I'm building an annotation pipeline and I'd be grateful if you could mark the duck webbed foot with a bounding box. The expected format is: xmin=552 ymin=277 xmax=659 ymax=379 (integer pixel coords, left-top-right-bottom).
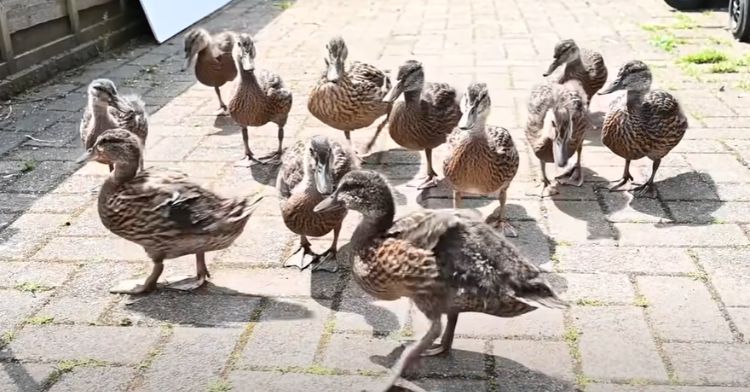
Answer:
xmin=407 ymin=174 xmax=439 ymax=190
xmin=311 ymin=248 xmax=339 ymax=273
xmin=236 ymin=153 xmax=266 ymax=167
xmin=258 ymin=150 xmax=282 ymax=165
xmin=421 ymin=313 xmax=457 ymax=357
xmin=164 ymin=253 xmax=211 ymax=291
xmin=283 ymin=240 xmax=319 ymax=270
xmin=109 ymin=261 xmax=163 ymax=295
xmin=609 ymin=159 xmax=634 ymax=192
xmin=556 ymin=165 xmax=584 ymax=187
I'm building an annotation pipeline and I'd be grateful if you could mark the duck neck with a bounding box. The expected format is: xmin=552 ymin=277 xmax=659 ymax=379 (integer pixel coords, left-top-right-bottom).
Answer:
xmin=90 ymin=100 xmax=110 ymax=119
xmin=403 ymin=88 xmax=422 ymax=104
xmin=625 ymin=89 xmax=647 ymax=111
xmin=239 ymin=69 xmax=260 ymax=90
xmin=351 ymin=195 xmax=396 ymax=250
xmin=99 ymin=160 xmax=138 ymax=205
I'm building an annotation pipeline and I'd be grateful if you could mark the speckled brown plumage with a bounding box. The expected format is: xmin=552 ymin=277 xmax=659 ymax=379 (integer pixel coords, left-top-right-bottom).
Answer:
xmin=599 ymin=60 xmax=688 ymax=195
xmin=80 ymin=129 xmax=261 ymax=294
xmin=184 ymin=28 xmax=238 ymax=110
xmin=388 ymin=82 xmax=461 ymax=151
xmin=314 ymin=170 xmax=565 ymax=384
xmin=545 ymin=39 xmax=608 ymax=102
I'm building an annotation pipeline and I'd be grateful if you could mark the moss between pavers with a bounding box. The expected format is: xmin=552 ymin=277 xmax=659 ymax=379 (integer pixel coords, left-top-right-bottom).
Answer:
xmin=43 ymin=358 xmax=109 ymax=390
xmin=207 ymin=380 xmax=232 ymax=392
xmin=14 ymin=281 xmax=53 ymax=294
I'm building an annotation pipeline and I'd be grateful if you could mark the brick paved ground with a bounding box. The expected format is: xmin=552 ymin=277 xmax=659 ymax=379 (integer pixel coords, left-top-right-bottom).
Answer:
xmin=1 ymin=0 xmax=750 ymax=391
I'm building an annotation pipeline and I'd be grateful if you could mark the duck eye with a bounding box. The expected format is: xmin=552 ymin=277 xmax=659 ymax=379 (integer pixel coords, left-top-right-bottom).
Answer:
xmin=551 ymin=120 xmax=557 ymax=127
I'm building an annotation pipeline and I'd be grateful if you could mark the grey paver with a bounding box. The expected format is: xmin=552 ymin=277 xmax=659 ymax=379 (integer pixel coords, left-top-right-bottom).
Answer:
xmin=0 ymin=363 xmax=54 ymax=392
xmin=0 ymin=326 xmax=160 ymax=364
xmin=140 ymin=327 xmax=242 ymax=392
xmin=573 ymin=306 xmax=668 ymax=381
xmin=411 ymin=307 xmax=564 ymax=340
xmin=638 ymin=276 xmax=733 ymax=342
xmin=615 ymin=223 xmax=749 ymax=246
xmin=321 ymin=334 xmax=406 ymax=374
xmin=0 ymin=290 xmax=50 ymax=332
xmin=492 ymin=340 xmax=574 ymax=381
xmin=241 ymin=298 xmax=330 ymax=368
xmin=544 ymin=200 xmax=614 ymax=244
xmin=589 ymin=385 xmax=750 ymax=392
xmin=693 ymin=248 xmax=750 ymax=307
xmin=664 ymin=343 xmax=750 ymax=385
xmin=229 ymin=371 xmax=385 ymax=392
xmin=560 ymin=273 xmax=635 ymax=304
xmin=555 ymin=246 xmax=695 ymax=274
xmin=336 ymin=281 xmax=410 ymax=334
xmin=726 ymin=307 xmax=750 ymax=342
xmin=49 ymin=367 xmax=133 ymax=392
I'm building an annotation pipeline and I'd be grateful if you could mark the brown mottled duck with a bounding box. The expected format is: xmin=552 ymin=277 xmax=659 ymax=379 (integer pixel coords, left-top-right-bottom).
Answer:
xmin=526 ymin=80 xmax=592 ymax=195
xmin=229 ymin=33 xmax=292 ymax=165
xmin=314 ymin=170 xmax=566 ymax=390
xmin=443 ymin=82 xmax=519 ymax=237
xmin=80 ymin=78 xmax=148 ymax=172
xmin=383 ymin=60 xmax=461 ymax=189
xmin=543 ymin=39 xmax=608 ymax=103
xmin=308 ymin=36 xmax=392 ymax=155
xmin=598 ymin=60 xmax=688 ymax=196
xmin=76 ymin=128 xmax=263 ymax=295
xmin=183 ymin=28 xmax=238 ymax=114
xmin=277 ymin=135 xmax=357 ymax=272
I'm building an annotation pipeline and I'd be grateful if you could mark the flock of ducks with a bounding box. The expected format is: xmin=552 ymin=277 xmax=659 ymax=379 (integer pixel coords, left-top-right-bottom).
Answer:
xmin=73 ymin=27 xmax=690 ymax=389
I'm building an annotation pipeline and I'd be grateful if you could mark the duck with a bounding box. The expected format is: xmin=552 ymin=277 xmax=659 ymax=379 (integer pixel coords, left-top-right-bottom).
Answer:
xmin=543 ymin=39 xmax=608 ymax=104
xmin=526 ymin=80 xmax=592 ymax=195
xmin=75 ymin=128 xmax=263 ymax=295
xmin=228 ymin=33 xmax=292 ymax=165
xmin=183 ymin=28 xmax=238 ymax=114
xmin=80 ymin=78 xmax=148 ymax=172
xmin=598 ymin=60 xmax=688 ymax=196
xmin=308 ymin=36 xmax=392 ymax=155
xmin=314 ymin=170 xmax=566 ymax=390
xmin=443 ymin=82 xmax=519 ymax=237
xmin=276 ymin=135 xmax=357 ymax=272
xmin=383 ymin=60 xmax=462 ymax=189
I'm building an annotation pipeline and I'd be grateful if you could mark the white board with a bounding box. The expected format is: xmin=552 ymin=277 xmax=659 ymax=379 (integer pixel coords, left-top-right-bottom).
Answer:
xmin=137 ymin=0 xmax=232 ymax=43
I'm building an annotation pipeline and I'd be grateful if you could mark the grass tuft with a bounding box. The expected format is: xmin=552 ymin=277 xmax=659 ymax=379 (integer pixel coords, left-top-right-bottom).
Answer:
xmin=275 ymin=0 xmax=293 ymax=10
xmin=15 ymin=282 xmax=53 ymax=294
xmin=686 ymin=271 xmax=709 ymax=282
xmin=26 ymin=315 xmax=54 ymax=325
xmin=709 ymin=62 xmax=739 ymax=74
xmin=679 ymin=49 xmax=728 ymax=64
xmin=21 ymin=160 xmax=37 ymax=173
xmin=634 ymin=294 xmax=650 ymax=308
xmin=650 ymin=34 xmax=680 ymax=52
xmin=207 ymin=380 xmax=232 ymax=392
xmin=575 ymin=298 xmax=604 ymax=307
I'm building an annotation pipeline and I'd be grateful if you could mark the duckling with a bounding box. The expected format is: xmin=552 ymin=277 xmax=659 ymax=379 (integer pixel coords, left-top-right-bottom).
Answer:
xmin=229 ymin=33 xmax=292 ymax=165
xmin=598 ymin=60 xmax=688 ymax=196
xmin=443 ymin=82 xmax=519 ymax=237
xmin=76 ymin=128 xmax=263 ymax=295
xmin=183 ymin=28 xmax=238 ymax=114
xmin=80 ymin=78 xmax=148 ymax=172
xmin=308 ymin=36 xmax=392 ymax=155
xmin=314 ymin=170 xmax=566 ymax=389
xmin=543 ymin=39 xmax=608 ymax=103
xmin=526 ymin=80 xmax=592 ymax=195
xmin=277 ymin=135 xmax=357 ymax=272
xmin=383 ymin=60 xmax=461 ymax=189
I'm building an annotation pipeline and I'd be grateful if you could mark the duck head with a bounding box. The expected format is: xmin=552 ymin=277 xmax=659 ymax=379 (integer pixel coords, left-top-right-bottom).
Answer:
xmin=382 ymin=60 xmax=424 ymax=103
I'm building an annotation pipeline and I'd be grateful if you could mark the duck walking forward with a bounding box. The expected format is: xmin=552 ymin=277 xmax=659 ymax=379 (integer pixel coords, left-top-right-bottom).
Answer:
xmin=383 ymin=60 xmax=461 ymax=189
xmin=229 ymin=33 xmax=292 ymax=165
xmin=277 ymin=135 xmax=357 ymax=272
xmin=76 ymin=129 xmax=263 ymax=295
xmin=443 ymin=82 xmax=519 ymax=237
xmin=314 ymin=170 xmax=566 ymax=390
xmin=308 ymin=36 xmax=392 ymax=155
xmin=80 ymin=79 xmax=148 ymax=172
xmin=598 ymin=60 xmax=688 ymax=196
xmin=183 ymin=28 xmax=238 ymax=114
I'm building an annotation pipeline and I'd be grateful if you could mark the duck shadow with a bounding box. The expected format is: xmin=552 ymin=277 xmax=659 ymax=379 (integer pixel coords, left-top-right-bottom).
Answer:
xmin=0 ymin=350 xmax=46 ymax=392
xmin=414 ymin=180 xmax=495 ymax=210
xmin=248 ymin=157 xmax=283 ymax=187
xmin=374 ymin=345 xmax=578 ymax=392
xmin=211 ymin=115 xmax=239 ymax=136
xmin=362 ymin=148 xmax=422 ymax=187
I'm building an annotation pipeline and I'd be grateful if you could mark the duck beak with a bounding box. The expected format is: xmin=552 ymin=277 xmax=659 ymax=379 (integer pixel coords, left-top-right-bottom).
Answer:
xmin=240 ymin=52 xmax=254 ymax=72
xmin=457 ymin=107 xmax=474 ymax=130
xmin=314 ymin=192 xmax=344 ymax=213
xmin=543 ymin=58 xmax=561 ymax=77
xmin=76 ymin=148 xmax=95 ymax=164
xmin=182 ymin=56 xmax=193 ymax=72
xmin=246 ymin=193 xmax=265 ymax=213
xmin=382 ymin=80 xmax=403 ymax=103
xmin=598 ymin=79 xmax=622 ymax=95
xmin=314 ymin=158 xmax=334 ymax=195
xmin=326 ymin=62 xmax=340 ymax=83
xmin=552 ymin=138 xmax=569 ymax=168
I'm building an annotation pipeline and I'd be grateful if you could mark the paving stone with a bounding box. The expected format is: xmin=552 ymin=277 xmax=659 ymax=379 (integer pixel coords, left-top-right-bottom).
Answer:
xmin=726 ymin=307 xmax=750 ymax=342
xmin=664 ymin=343 xmax=750 ymax=385
xmin=692 ymin=248 xmax=750 ymax=307
xmin=0 ymin=326 xmax=160 ymax=364
xmin=544 ymin=200 xmax=615 ymax=244
xmin=27 ymin=192 xmax=93 ymax=214
xmin=688 ymin=154 xmax=749 ymax=183
xmin=140 ymin=327 xmax=242 ymax=392
xmin=414 ymin=338 xmax=487 ymax=377
xmin=217 ymin=217 xmax=296 ymax=266
xmin=507 ymin=220 xmax=552 ymax=267
xmin=0 ymin=290 xmax=49 ymax=332
xmin=638 ymin=276 xmax=733 ymax=342
xmin=0 ymin=213 xmax=71 ymax=259
xmin=715 ymin=183 xmax=750 ymax=201
xmin=208 ymin=268 xmax=312 ymax=297
xmin=560 ymin=273 xmax=635 ymax=304
xmin=49 ymin=367 xmax=133 ymax=392
xmin=321 ymin=334 xmax=401 ymax=373
xmin=0 ymin=192 xmax=36 ymax=213
xmin=241 ymin=299 xmax=331 ymax=368
xmin=493 ymin=340 xmax=574 ymax=382
xmin=336 ymin=281 xmax=410 ymax=334
xmin=0 ymin=261 xmax=73 ymax=287
xmin=411 ymin=308 xmax=564 ymax=340
xmin=668 ymin=201 xmax=750 ymax=224
xmin=229 ymin=371 xmax=385 ymax=392
xmin=588 ymin=385 xmax=750 ymax=392
xmin=614 ymin=223 xmax=749 ymax=246
xmin=555 ymin=246 xmax=695 ymax=274
xmin=600 ymin=191 xmax=670 ymax=223
xmin=573 ymin=306 xmax=668 ymax=381
xmin=0 ymin=363 xmax=54 ymax=392
xmin=413 ymin=379 xmax=488 ymax=392
xmin=656 ymin=171 xmax=720 ymax=201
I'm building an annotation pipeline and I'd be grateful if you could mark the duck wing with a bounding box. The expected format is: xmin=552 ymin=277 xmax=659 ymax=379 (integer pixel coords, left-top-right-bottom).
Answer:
xmin=276 ymin=140 xmax=306 ymax=199
xmin=348 ymin=61 xmax=391 ymax=97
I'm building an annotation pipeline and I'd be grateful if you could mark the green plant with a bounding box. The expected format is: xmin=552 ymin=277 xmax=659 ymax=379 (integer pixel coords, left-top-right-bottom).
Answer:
xmin=21 ymin=160 xmax=37 ymax=173
xmin=207 ymin=380 xmax=232 ymax=392
xmin=679 ymin=49 xmax=728 ymax=64
xmin=634 ymin=295 xmax=650 ymax=308
xmin=687 ymin=271 xmax=709 ymax=282
xmin=26 ymin=315 xmax=54 ymax=325
xmin=650 ymin=34 xmax=680 ymax=52
xmin=737 ymin=80 xmax=750 ymax=91
xmin=709 ymin=62 xmax=739 ymax=73
xmin=575 ymin=298 xmax=604 ymax=307
xmin=15 ymin=282 xmax=53 ymax=294
xmin=673 ymin=13 xmax=696 ymax=29
xmin=640 ymin=23 xmax=666 ymax=32
xmin=275 ymin=0 xmax=293 ymax=10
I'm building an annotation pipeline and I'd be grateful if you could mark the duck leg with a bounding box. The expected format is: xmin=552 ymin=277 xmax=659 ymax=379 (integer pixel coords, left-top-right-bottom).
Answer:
xmin=557 ymin=146 xmax=584 ymax=187
xmin=214 ymin=87 xmax=228 ymax=115
xmin=164 ymin=252 xmax=211 ymax=291
xmin=527 ymin=160 xmax=558 ymax=197
xmin=632 ymin=158 xmax=660 ymax=197
xmin=238 ymin=126 xmax=266 ymax=166
xmin=312 ymin=223 xmax=340 ymax=273
xmin=109 ymin=258 xmax=164 ymax=295
xmin=382 ymin=316 xmax=442 ymax=392
xmin=453 ymin=191 xmax=462 ymax=209
xmin=283 ymin=235 xmax=319 ymax=270
xmin=488 ymin=189 xmax=517 ymax=237
xmin=408 ymin=149 xmax=439 ymax=189
xmin=422 ymin=313 xmax=458 ymax=356
xmin=344 ymin=131 xmax=366 ymax=164
xmin=364 ymin=106 xmax=391 ymax=154
xmin=259 ymin=125 xmax=284 ymax=165
xmin=609 ymin=159 xmax=634 ymax=192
